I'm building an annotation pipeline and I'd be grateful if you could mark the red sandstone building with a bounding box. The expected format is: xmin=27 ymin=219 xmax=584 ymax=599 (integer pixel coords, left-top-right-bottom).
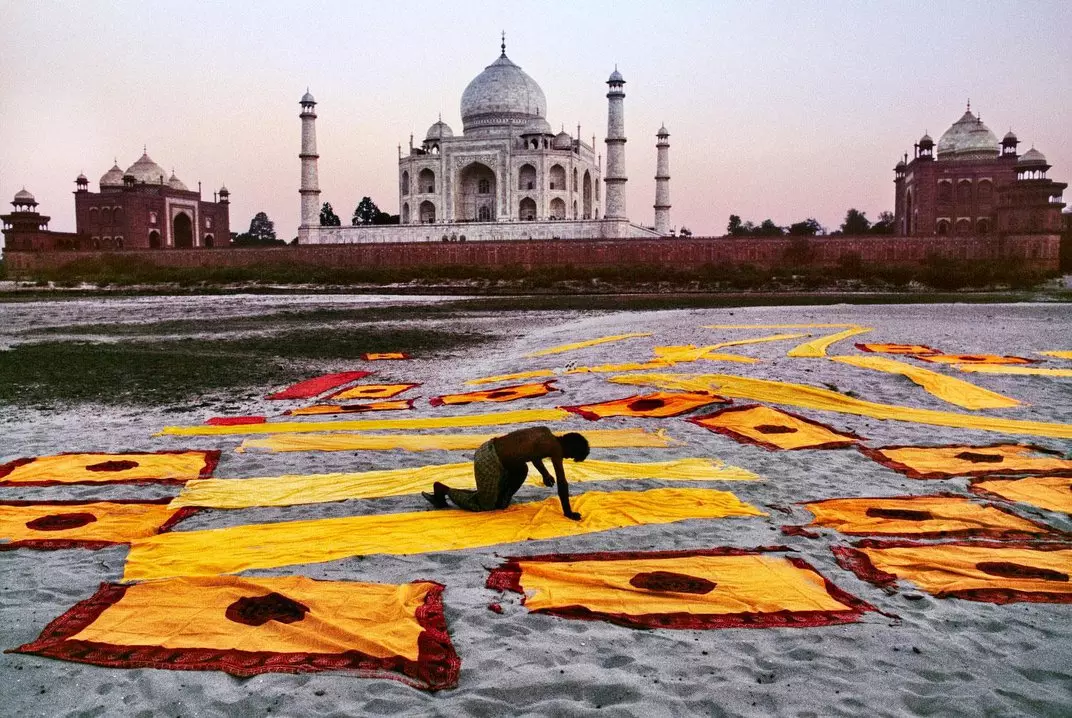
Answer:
xmin=894 ymin=105 xmax=1066 ymax=237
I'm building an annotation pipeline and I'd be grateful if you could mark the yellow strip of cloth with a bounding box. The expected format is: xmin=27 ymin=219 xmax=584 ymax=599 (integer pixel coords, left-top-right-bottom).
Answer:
xmin=863 ymin=444 xmax=1072 ymax=479
xmin=972 ymin=476 xmax=1072 ymax=514
xmin=700 ymin=324 xmax=872 ymax=358
xmin=237 ymin=428 xmax=680 ymax=453
xmin=466 ymin=370 xmax=556 ymax=386
xmin=124 ymin=488 xmax=764 ymax=581
xmin=829 ymin=355 xmax=1021 ymax=410
xmin=689 ymin=405 xmax=860 ymax=450
xmin=802 ymin=496 xmax=1053 ymax=537
xmin=158 ymin=408 xmax=571 ymax=437
xmin=288 ymin=400 xmax=413 ymax=416
xmin=565 ymin=333 xmax=809 ymax=374
xmin=1039 ymin=350 xmax=1072 ymax=360
xmin=856 ymin=343 xmax=941 ymax=355
xmin=914 ymin=354 xmax=1035 ymax=366
xmin=171 ymin=458 xmax=759 ymax=509
xmin=328 ymin=383 xmax=418 ymax=400
xmin=609 ymin=373 xmax=1072 ymax=440
xmin=955 ymin=365 xmax=1072 ymax=378
xmin=525 ymin=333 xmax=653 ymax=358
xmin=1 ymin=502 xmax=183 ymax=545
xmin=0 ymin=452 xmax=215 ymax=485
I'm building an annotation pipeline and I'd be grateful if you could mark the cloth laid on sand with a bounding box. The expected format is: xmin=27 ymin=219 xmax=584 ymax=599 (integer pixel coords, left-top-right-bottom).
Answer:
xmin=327 ymin=383 xmax=420 ymax=401
xmin=429 ymin=381 xmax=559 ymax=407
xmin=485 ymin=547 xmax=879 ymax=629
xmin=0 ymin=450 xmax=220 ymax=487
xmin=829 ymin=354 xmax=1021 ymax=410
xmin=953 ymin=364 xmax=1072 ymax=378
xmin=237 ymin=428 xmax=679 ymax=454
xmin=688 ymin=404 xmax=863 ymax=451
xmin=266 ymin=371 xmax=372 ymax=400
xmin=796 ymin=495 xmax=1057 ymax=539
xmin=123 ymin=488 xmax=764 ymax=582
xmin=913 ymin=353 xmax=1038 ymax=366
xmin=205 ymin=416 xmax=267 ymax=426
xmin=858 ymin=443 xmax=1072 ymax=480
xmin=970 ymin=476 xmax=1072 ymax=514
xmin=8 ymin=576 xmax=458 ymax=690
xmin=525 ymin=333 xmax=652 ymax=358
xmin=561 ymin=391 xmax=728 ymax=420
xmin=157 ymin=407 xmax=572 ymax=437
xmin=0 ymin=499 xmax=195 ymax=550
xmin=362 ymin=352 xmax=410 ymax=360
xmin=787 ymin=327 xmax=873 ymax=358
xmin=465 ymin=369 xmax=556 ymax=386
xmin=170 ymin=458 xmax=759 ymax=509
xmin=1039 ymin=350 xmax=1072 ymax=360
xmin=609 ymin=373 xmax=1072 ymax=440
xmin=834 ymin=539 xmax=1072 ymax=604
xmin=286 ymin=400 xmax=415 ymax=416
xmin=565 ymin=334 xmax=809 ymax=374
xmin=855 ymin=343 xmax=942 ymax=356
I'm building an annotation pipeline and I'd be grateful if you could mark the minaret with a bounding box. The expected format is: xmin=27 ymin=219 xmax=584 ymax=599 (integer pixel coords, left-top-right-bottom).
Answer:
xmin=298 ymin=89 xmax=321 ymax=243
xmin=653 ymin=125 xmax=671 ymax=235
xmin=603 ymin=68 xmax=627 ymax=220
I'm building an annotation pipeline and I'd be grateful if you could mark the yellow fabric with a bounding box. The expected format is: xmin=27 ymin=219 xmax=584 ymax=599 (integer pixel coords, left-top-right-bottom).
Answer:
xmin=432 ymin=381 xmax=556 ymax=406
xmin=157 ymin=408 xmax=572 ymax=437
xmin=565 ymin=334 xmax=809 ymax=374
xmin=1 ymin=502 xmax=182 ymax=544
xmin=609 ymin=373 xmax=1072 ymax=440
xmin=868 ymin=444 xmax=1072 ymax=479
xmin=364 ymin=352 xmax=408 ymax=360
xmin=0 ymin=452 xmax=214 ymax=485
xmin=651 ymin=345 xmax=758 ymax=364
xmin=787 ymin=327 xmax=873 ymax=358
xmin=171 ymin=458 xmax=759 ymax=510
xmin=955 ymin=365 xmax=1072 ymax=378
xmin=329 ymin=383 xmax=418 ymax=400
xmin=691 ymin=405 xmax=859 ymax=450
xmin=856 ymin=343 xmax=941 ymax=355
xmin=237 ymin=428 xmax=681 ymax=454
xmin=830 ymin=354 xmax=1021 ymax=410
xmin=972 ymin=476 xmax=1072 ymax=514
xmin=565 ymin=391 xmax=725 ymax=419
xmin=466 ymin=370 xmax=556 ymax=386
xmin=566 ymin=360 xmax=674 ymax=374
xmin=703 ymin=323 xmax=859 ymax=329
xmin=124 ymin=488 xmax=765 ymax=582
xmin=857 ymin=544 xmax=1072 ymax=598
xmin=70 ymin=576 xmax=431 ymax=660
xmin=1039 ymin=350 xmax=1072 ymax=360
xmin=803 ymin=496 xmax=1050 ymax=536
xmin=516 ymin=554 xmax=855 ymax=616
xmin=287 ymin=400 xmax=413 ymax=416
xmin=915 ymin=354 xmax=1035 ymax=366
xmin=525 ymin=333 xmax=652 ymax=358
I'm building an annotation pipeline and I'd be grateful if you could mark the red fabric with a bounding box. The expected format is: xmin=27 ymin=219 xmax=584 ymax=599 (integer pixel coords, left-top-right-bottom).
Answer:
xmin=687 ymin=404 xmax=865 ymax=451
xmin=266 ymin=372 xmax=372 ymax=400
xmin=0 ymin=500 xmax=199 ymax=552
xmin=856 ymin=443 xmax=1071 ymax=480
xmin=205 ymin=416 xmax=267 ymax=426
xmin=0 ymin=450 xmax=221 ymax=487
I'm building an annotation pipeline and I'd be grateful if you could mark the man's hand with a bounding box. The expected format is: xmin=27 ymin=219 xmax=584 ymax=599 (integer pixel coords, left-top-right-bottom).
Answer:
xmin=564 ymin=510 xmax=582 ymax=521
xmin=543 ymin=476 xmax=555 ymax=487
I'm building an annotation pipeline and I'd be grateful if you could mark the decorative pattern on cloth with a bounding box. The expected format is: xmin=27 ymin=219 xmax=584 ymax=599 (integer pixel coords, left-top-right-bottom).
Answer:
xmin=123 ymin=488 xmax=765 ymax=582
xmin=833 ymin=539 xmax=1072 ymax=604
xmin=485 ymin=547 xmax=879 ymax=629
xmin=362 ymin=352 xmax=410 ymax=360
xmin=429 ymin=381 xmax=559 ymax=407
xmin=465 ymin=369 xmax=556 ymax=386
xmin=970 ymin=476 xmax=1072 ymax=514
xmin=0 ymin=450 xmax=221 ymax=487
xmin=285 ymin=400 xmax=415 ymax=416
xmin=8 ymin=576 xmax=459 ymax=690
xmin=913 ymin=353 xmax=1038 ymax=366
xmin=0 ymin=499 xmax=196 ymax=550
xmin=855 ymin=343 xmax=942 ymax=356
xmin=687 ymin=404 xmax=863 ymax=451
xmin=205 ymin=416 xmax=267 ymax=426
xmin=1039 ymin=350 xmax=1072 ymax=360
xmin=954 ymin=365 xmax=1072 ymax=378
xmin=858 ymin=443 xmax=1072 ymax=480
xmin=266 ymin=371 xmax=372 ymax=400
xmin=525 ymin=333 xmax=652 ymax=358
xmin=608 ymin=373 xmax=1072 ymax=440
xmin=829 ymin=354 xmax=1021 ymax=410
xmin=170 ymin=458 xmax=759 ymax=510
xmin=327 ymin=383 xmax=420 ymax=401
xmin=561 ymin=391 xmax=729 ymax=420
xmin=237 ymin=428 xmax=680 ymax=454
xmin=157 ymin=407 xmax=572 ymax=437
xmin=797 ymin=495 xmax=1059 ymax=539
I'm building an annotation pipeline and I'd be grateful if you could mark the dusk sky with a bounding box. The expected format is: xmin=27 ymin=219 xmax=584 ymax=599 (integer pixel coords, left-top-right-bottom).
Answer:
xmin=2 ymin=1 xmax=1070 ymax=243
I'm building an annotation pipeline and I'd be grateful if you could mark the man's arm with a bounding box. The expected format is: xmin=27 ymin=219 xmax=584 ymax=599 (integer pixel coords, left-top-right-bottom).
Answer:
xmin=531 ymin=458 xmax=555 ymax=487
xmin=550 ymin=455 xmax=581 ymax=520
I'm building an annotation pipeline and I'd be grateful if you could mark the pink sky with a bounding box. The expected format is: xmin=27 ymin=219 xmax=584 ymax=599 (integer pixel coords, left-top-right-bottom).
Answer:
xmin=2 ymin=1 xmax=1070 ymax=244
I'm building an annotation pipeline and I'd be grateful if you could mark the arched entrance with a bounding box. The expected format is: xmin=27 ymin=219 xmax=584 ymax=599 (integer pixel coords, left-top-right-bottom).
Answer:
xmin=204 ymin=234 xmax=214 ymax=248
xmin=582 ymin=171 xmax=592 ymax=218
xmin=455 ymin=162 xmax=496 ymax=222
xmin=549 ymin=197 xmax=566 ymax=219
xmin=518 ymin=164 xmax=536 ymax=191
xmin=148 ymin=230 xmax=161 ymax=249
xmin=401 ymin=203 xmax=410 ymax=224
xmin=519 ymin=197 xmax=537 ymax=221
xmin=904 ymin=190 xmax=912 ymax=235
xmin=173 ymin=213 xmax=193 ymax=248
xmin=419 ymin=201 xmax=436 ymax=223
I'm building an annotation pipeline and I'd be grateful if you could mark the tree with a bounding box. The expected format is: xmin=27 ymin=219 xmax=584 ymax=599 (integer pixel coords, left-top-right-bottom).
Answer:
xmin=756 ymin=219 xmax=784 ymax=237
xmin=840 ymin=208 xmax=871 ymax=235
xmin=787 ymin=218 xmax=823 ymax=236
xmin=352 ymin=197 xmax=381 ymax=225
xmin=727 ymin=214 xmax=744 ymax=236
xmin=320 ymin=202 xmax=341 ymax=226
xmin=870 ymin=211 xmax=895 ymax=234
xmin=248 ymin=212 xmax=276 ymax=242
xmin=679 ymin=226 xmax=693 ymax=237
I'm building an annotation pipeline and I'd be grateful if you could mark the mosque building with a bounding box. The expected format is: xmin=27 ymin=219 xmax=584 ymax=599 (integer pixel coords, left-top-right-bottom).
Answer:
xmin=299 ymin=40 xmax=669 ymax=244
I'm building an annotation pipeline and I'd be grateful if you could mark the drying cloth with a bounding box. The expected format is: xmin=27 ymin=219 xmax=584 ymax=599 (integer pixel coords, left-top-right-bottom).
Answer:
xmin=608 ymin=373 xmax=1072 ymax=440
xmin=123 ymin=488 xmax=764 ymax=582
xmin=157 ymin=407 xmax=572 ymax=437
xmin=787 ymin=327 xmax=873 ymax=358
xmin=237 ymin=428 xmax=679 ymax=454
xmin=834 ymin=539 xmax=1072 ymax=604
xmin=566 ymin=360 xmax=675 ymax=374
xmin=652 ymin=345 xmax=758 ymax=365
xmin=170 ymin=458 xmax=758 ymax=510
xmin=0 ymin=450 xmax=220 ymax=487
xmin=561 ymin=391 xmax=728 ymax=420
xmin=486 ymin=547 xmax=878 ymax=629
xmin=970 ymin=476 xmax=1072 ymax=514
xmin=525 ymin=333 xmax=653 ymax=358
xmin=954 ymin=365 xmax=1072 ymax=378
xmin=362 ymin=352 xmax=410 ymax=360
xmin=266 ymin=371 xmax=372 ymax=400
xmin=829 ymin=354 xmax=1021 ymax=410
xmin=688 ymin=404 xmax=862 ymax=451
xmin=0 ymin=500 xmax=194 ymax=550
xmin=9 ymin=576 xmax=458 ymax=690
xmin=1039 ymin=350 xmax=1072 ymax=360
xmin=798 ymin=495 xmax=1056 ymax=539
xmin=328 ymin=383 xmax=420 ymax=401
xmin=430 ymin=381 xmax=559 ymax=407
xmin=913 ymin=353 xmax=1037 ymax=366
xmin=855 ymin=343 xmax=942 ymax=355
xmin=466 ymin=369 xmax=557 ymax=386
xmin=859 ymin=443 xmax=1072 ymax=479
xmin=205 ymin=416 xmax=267 ymax=426
xmin=286 ymin=400 xmax=415 ymax=416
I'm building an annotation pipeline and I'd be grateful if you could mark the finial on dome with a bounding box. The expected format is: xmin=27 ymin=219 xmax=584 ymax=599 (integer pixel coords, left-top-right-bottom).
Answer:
xmin=438 ymin=112 xmax=442 ymax=122
xmin=501 ymin=31 xmax=506 ymax=56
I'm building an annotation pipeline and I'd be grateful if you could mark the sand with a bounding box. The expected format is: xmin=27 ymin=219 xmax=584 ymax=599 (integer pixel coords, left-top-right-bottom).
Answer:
xmin=1 ymin=296 xmax=1070 ymax=717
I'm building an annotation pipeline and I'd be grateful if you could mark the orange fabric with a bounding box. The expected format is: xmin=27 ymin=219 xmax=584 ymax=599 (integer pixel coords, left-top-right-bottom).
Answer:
xmin=971 ymin=476 xmax=1072 ymax=514
xmin=525 ymin=333 xmax=652 ymax=358
xmin=328 ymin=383 xmax=419 ymax=400
xmin=856 ymin=343 xmax=941 ymax=355
xmin=914 ymin=354 xmax=1036 ymax=366
xmin=466 ymin=369 xmax=556 ymax=386
xmin=430 ymin=381 xmax=557 ymax=406
xmin=802 ymin=495 xmax=1053 ymax=538
xmin=860 ymin=443 xmax=1072 ymax=479
xmin=286 ymin=400 xmax=414 ymax=416
xmin=0 ymin=451 xmax=218 ymax=486
xmin=362 ymin=352 xmax=409 ymax=360
xmin=562 ymin=391 xmax=727 ymax=420
xmin=688 ymin=404 xmax=861 ymax=450
xmin=0 ymin=501 xmax=186 ymax=547
xmin=266 ymin=371 xmax=372 ymax=400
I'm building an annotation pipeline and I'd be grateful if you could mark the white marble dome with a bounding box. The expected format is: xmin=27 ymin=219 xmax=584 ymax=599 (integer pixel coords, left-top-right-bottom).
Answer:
xmin=553 ymin=130 xmax=573 ymax=149
xmin=460 ymin=53 xmax=546 ymax=133
xmin=1019 ymin=148 xmax=1047 ymax=165
xmin=425 ymin=120 xmax=454 ymax=140
xmin=167 ymin=171 xmax=188 ymax=191
xmin=13 ymin=187 xmax=35 ymax=204
xmin=124 ymin=152 xmax=167 ymax=184
xmin=937 ymin=110 xmax=999 ymax=159
xmin=521 ymin=117 xmax=552 ymax=135
xmin=100 ymin=162 xmax=125 ymax=188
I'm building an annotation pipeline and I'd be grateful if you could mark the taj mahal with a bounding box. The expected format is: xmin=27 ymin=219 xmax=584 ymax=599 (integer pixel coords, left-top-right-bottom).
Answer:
xmin=297 ymin=38 xmax=670 ymax=244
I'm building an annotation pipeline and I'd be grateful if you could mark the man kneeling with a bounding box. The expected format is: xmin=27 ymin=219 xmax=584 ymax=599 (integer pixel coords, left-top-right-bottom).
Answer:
xmin=423 ymin=427 xmax=589 ymax=520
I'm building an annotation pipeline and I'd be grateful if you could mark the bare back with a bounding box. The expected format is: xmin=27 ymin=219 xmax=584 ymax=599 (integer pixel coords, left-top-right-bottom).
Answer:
xmin=492 ymin=426 xmax=562 ymax=466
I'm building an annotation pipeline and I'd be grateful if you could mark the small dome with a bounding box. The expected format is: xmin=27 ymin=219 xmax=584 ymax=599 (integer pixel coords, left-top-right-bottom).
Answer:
xmin=124 ymin=152 xmax=167 ymax=185
xmin=13 ymin=187 xmax=36 ymax=204
xmin=167 ymin=171 xmax=188 ymax=191
xmin=552 ymin=131 xmax=572 ymax=149
xmin=425 ymin=120 xmax=454 ymax=140
xmin=657 ymin=124 xmax=669 ymax=137
xmin=461 ymin=53 xmax=547 ymax=133
xmin=895 ymin=160 xmax=906 ymax=169
xmin=936 ymin=109 xmax=999 ymax=159
xmin=919 ymin=133 xmax=933 ymax=145
xmin=219 ymin=184 xmax=229 ymax=194
xmin=1003 ymin=130 xmax=1018 ymax=142
xmin=76 ymin=173 xmax=88 ymax=182
xmin=1019 ymin=148 xmax=1047 ymax=165
xmin=608 ymin=68 xmax=624 ymax=83
xmin=521 ymin=116 xmax=552 ymax=136
xmin=301 ymin=90 xmax=316 ymax=104
xmin=100 ymin=162 xmax=125 ymax=188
